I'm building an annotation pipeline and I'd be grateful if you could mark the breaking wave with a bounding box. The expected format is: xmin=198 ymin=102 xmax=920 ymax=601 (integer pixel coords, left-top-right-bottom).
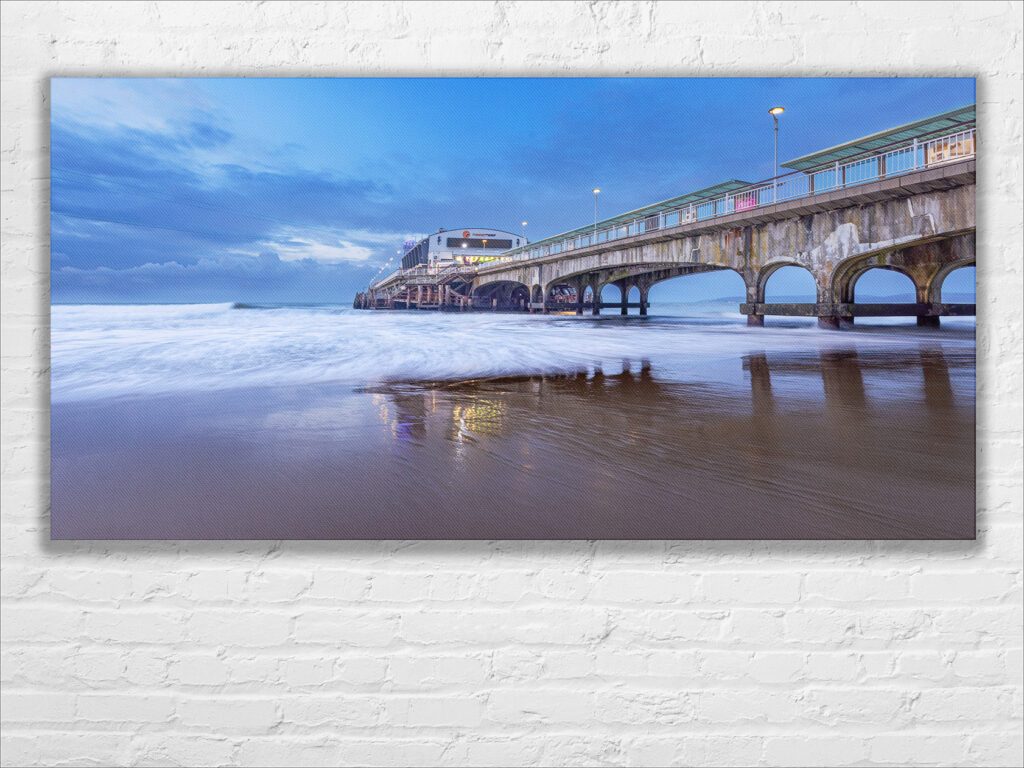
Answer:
xmin=50 ymin=302 xmax=974 ymax=402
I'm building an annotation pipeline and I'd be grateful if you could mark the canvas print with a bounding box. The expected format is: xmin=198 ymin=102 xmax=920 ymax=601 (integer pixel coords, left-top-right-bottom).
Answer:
xmin=49 ymin=77 xmax=977 ymax=539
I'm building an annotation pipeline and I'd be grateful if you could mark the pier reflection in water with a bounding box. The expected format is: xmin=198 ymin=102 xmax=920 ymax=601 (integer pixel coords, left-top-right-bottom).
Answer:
xmin=50 ymin=344 xmax=974 ymax=539
xmin=362 ymin=347 xmax=972 ymax=539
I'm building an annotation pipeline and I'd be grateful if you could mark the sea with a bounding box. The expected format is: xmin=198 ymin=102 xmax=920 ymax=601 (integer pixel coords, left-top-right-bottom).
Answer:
xmin=49 ymin=301 xmax=976 ymax=539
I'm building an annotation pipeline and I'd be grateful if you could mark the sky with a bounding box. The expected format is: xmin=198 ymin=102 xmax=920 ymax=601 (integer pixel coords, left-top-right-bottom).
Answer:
xmin=50 ymin=77 xmax=976 ymax=304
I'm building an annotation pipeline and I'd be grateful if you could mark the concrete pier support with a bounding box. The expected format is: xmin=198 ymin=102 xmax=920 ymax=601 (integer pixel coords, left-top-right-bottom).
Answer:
xmin=818 ymin=316 xmax=840 ymax=330
xmin=817 ymin=310 xmax=856 ymax=329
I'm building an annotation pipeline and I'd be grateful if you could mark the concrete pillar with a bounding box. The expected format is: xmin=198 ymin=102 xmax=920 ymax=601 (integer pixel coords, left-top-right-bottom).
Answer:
xmin=639 ymin=287 xmax=649 ymax=316
xmin=416 ymin=285 xmax=423 ymax=308
xmin=592 ymin=287 xmax=601 ymax=316
xmin=818 ymin=316 xmax=841 ymax=330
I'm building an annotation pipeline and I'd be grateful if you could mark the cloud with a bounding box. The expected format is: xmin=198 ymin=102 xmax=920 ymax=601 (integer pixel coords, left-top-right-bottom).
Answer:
xmin=51 ymin=78 xmax=220 ymax=137
xmin=266 ymin=233 xmax=375 ymax=264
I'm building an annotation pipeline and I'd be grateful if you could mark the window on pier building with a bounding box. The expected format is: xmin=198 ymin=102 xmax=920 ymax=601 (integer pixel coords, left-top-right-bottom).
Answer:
xmin=445 ymin=238 xmax=513 ymax=249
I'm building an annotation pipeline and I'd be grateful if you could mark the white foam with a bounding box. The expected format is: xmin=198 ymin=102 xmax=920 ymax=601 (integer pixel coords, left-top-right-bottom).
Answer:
xmin=49 ymin=303 xmax=975 ymax=402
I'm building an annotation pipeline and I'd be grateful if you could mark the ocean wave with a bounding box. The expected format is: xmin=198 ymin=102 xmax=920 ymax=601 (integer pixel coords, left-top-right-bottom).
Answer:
xmin=50 ymin=303 xmax=975 ymax=402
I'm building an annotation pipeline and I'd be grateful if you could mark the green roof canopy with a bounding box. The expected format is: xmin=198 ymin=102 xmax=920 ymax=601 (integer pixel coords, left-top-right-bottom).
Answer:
xmin=511 ymin=179 xmax=750 ymax=253
xmin=781 ymin=104 xmax=976 ymax=172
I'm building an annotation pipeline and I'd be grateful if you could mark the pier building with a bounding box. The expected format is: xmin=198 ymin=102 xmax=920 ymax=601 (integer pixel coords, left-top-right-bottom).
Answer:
xmin=401 ymin=227 xmax=525 ymax=270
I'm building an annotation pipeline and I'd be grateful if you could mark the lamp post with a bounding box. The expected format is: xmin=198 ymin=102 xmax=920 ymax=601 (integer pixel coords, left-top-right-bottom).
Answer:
xmin=769 ymin=107 xmax=784 ymax=201
xmin=521 ymin=221 xmax=527 ymax=242
xmin=592 ymin=188 xmax=600 ymax=240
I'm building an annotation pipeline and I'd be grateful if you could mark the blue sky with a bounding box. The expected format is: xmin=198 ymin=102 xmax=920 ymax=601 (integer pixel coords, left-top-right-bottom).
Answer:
xmin=50 ymin=77 xmax=976 ymax=304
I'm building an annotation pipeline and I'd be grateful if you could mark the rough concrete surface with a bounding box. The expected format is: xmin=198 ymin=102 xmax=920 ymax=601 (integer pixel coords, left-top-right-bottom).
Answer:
xmin=1 ymin=2 xmax=1022 ymax=766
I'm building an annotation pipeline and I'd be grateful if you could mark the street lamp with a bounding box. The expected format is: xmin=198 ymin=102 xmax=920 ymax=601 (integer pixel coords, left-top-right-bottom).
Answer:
xmin=521 ymin=221 xmax=527 ymax=241
xmin=769 ymin=107 xmax=784 ymax=201
xmin=592 ymin=188 xmax=601 ymax=240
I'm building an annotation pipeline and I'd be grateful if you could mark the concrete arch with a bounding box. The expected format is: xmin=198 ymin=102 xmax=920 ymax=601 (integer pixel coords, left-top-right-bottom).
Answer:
xmin=645 ymin=265 xmax=748 ymax=299
xmin=640 ymin=264 xmax=744 ymax=290
xmin=756 ymin=261 xmax=821 ymax=303
xmin=470 ymin=279 xmax=531 ymax=310
xmin=845 ymin=264 xmax=921 ymax=303
xmin=545 ymin=280 xmax=580 ymax=311
xmin=830 ymin=253 xmax=913 ymax=304
xmin=600 ymin=283 xmax=623 ymax=302
xmin=929 ymin=259 xmax=976 ymax=303
xmin=509 ymin=284 xmax=530 ymax=309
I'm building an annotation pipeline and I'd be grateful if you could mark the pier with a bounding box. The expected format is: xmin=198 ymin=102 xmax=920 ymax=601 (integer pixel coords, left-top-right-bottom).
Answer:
xmin=356 ymin=106 xmax=976 ymax=329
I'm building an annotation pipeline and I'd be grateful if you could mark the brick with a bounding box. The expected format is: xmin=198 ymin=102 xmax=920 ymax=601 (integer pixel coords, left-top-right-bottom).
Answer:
xmin=168 ymin=654 xmax=231 ymax=686
xmin=84 ymin=609 xmax=187 ymax=645
xmin=280 ymin=696 xmax=382 ymax=728
xmin=1 ymin=605 xmax=82 ymax=642
xmin=77 ymin=693 xmax=175 ymax=724
xmin=703 ymin=572 xmax=802 ymax=604
xmin=293 ymin=610 xmax=397 ymax=646
xmin=388 ymin=654 xmax=486 ymax=688
xmin=176 ymin=697 xmax=281 ymax=731
xmin=592 ymin=570 xmax=699 ymax=603
xmin=764 ymin=735 xmax=869 ymax=766
xmin=488 ymin=688 xmax=595 ymax=724
xmin=869 ymin=732 xmax=967 ymax=765
xmin=186 ymin=609 xmax=292 ymax=647
xmin=911 ymin=571 xmax=1018 ymax=602
xmin=1 ymin=691 xmax=76 ymax=722
xmin=386 ymin=696 xmax=484 ymax=727
xmin=130 ymin=733 xmax=237 ymax=767
xmin=1 ymin=732 xmax=132 ymax=767
xmin=236 ymin=738 xmax=340 ymax=767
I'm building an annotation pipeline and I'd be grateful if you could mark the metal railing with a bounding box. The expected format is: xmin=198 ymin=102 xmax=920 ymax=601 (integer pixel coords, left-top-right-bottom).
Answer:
xmin=491 ymin=127 xmax=975 ymax=266
xmin=371 ymin=262 xmax=478 ymax=290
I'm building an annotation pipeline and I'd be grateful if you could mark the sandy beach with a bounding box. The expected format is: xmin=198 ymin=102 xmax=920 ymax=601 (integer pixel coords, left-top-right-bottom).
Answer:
xmin=50 ymin=310 xmax=975 ymax=539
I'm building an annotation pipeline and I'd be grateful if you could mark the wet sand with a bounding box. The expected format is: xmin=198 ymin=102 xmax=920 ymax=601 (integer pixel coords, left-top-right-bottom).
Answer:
xmin=51 ymin=347 xmax=975 ymax=539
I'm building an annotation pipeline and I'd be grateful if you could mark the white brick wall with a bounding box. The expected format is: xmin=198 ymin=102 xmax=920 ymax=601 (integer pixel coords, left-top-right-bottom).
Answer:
xmin=2 ymin=2 xmax=1022 ymax=766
